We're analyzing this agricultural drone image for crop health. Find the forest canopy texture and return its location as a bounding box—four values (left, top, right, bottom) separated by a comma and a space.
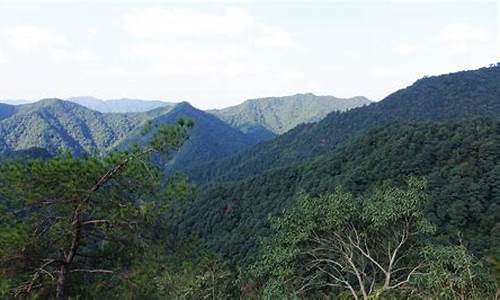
0, 65, 500, 299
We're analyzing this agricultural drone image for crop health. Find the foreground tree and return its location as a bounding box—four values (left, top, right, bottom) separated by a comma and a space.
0, 119, 193, 299
415, 243, 496, 299
252, 178, 496, 299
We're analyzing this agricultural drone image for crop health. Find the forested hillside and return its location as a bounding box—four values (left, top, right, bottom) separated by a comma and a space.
209, 93, 370, 137
0, 103, 15, 121
0, 148, 52, 161
0, 100, 272, 171
0, 99, 146, 156
1, 66, 499, 299
175, 119, 500, 266
189, 65, 500, 184
0, 92, 374, 171
119, 102, 264, 171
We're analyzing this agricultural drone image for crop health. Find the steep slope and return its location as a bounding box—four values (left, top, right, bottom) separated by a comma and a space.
175, 119, 500, 265
0, 99, 146, 156
0, 147, 52, 161
119, 102, 263, 171
0, 103, 16, 121
209, 93, 370, 136
68, 96, 173, 113
189, 65, 500, 184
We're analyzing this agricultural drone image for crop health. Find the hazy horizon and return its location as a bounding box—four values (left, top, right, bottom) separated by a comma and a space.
0, 0, 498, 109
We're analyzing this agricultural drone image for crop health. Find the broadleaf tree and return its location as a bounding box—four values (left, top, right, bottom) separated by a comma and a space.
252, 178, 496, 299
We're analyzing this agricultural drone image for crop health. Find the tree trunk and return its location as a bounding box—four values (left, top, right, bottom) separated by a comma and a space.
56, 264, 68, 300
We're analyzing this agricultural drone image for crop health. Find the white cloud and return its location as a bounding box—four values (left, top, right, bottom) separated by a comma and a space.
437, 23, 495, 55
2, 26, 94, 63
0, 50, 6, 64
4, 26, 69, 52
438, 23, 493, 44
109, 7, 301, 108
122, 7, 294, 48
393, 23, 497, 58
393, 42, 418, 55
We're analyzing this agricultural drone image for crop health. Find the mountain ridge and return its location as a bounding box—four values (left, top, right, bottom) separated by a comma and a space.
0, 98, 146, 156
118, 101, 263, 171
67, 96, 173, 113
187, 65, 500, 184
208, 93, 371, 135
175, 118, 500, 265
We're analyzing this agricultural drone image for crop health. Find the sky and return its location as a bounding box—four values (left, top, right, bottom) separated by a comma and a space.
0, 0, 498, 109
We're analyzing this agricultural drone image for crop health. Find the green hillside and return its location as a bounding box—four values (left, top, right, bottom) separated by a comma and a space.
209, 93, 370, 136
0, 147, 52, 161
188, 65, 500, 184
1, 67, 499, 298
175, 119, 500, 266
0, 99, 273, 172
0, 99, 146, 156
0, 103, 15, 121
119, 102, 264, 171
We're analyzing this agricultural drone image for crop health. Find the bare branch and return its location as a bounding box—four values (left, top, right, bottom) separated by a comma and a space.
70, 269, 114, 274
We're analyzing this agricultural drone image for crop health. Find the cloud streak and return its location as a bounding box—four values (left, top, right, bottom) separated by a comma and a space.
2, 26, 94, 63
122, 7, 294, 48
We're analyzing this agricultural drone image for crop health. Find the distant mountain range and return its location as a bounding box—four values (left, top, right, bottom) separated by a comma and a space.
0, 93, 367, 169
0, 99, 146, 156
67, 96, 173, 113
2, 65, 500, 284
118, 102, 265, 171
209, 93, 371, 135
187, 65, 500, 184
173, 64, 500, 266
0, 97, 172, 113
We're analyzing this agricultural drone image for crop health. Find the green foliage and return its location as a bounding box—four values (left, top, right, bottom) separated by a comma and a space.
189, 65, 500, 184
120, 102, 264, 171
1, 65, 500, 299
209, 93, 370, 135
0, 99, 147, 156
251, 179, 496, 299
251, 188, 357, 297
362, 177, 434, 233
0, 120, 193, 298
0, 100, 263, 175
416, 244, 497, 299
175, 119, 500, 267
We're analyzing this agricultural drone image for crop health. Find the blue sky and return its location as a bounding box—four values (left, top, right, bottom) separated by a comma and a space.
0, 0, 498, 108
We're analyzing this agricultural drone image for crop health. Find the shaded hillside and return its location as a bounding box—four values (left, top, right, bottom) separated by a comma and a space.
0, 100, 270, 169
189, 65, 500, 184
0, 147, 52, 161
119, 102, 263, 171
68, 96, 173, 113
0, 99, 146, 156
0, 103, 16, 121
209, 93, 370, 136
175, 119, 500, 265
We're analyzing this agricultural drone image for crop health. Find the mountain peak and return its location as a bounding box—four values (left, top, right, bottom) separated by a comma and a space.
191, 65, 500, 184
174, 101, 195, 110
210, 93, 371, 135
36, 98, 65, 106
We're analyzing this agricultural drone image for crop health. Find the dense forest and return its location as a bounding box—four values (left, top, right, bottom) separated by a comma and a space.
209, 93, 370, 135
0, 65, 499, 298
0, 93, 367, 175
187, 65, 500, 184
175, 119, 500, 266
